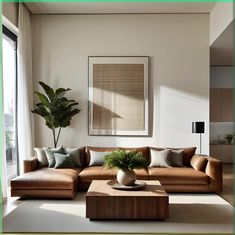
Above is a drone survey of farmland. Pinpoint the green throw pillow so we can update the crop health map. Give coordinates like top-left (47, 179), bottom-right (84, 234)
top-left (54, 153), bottom-right (75, 169)
top-left (63, 147), bottom-right (82, 167)
top-left (44, 146), bottom-right (63, 168)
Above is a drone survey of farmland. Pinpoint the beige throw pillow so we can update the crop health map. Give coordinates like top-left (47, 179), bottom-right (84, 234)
top-left (149, 149), bottom-right (171, 167)
top-left (34, 148), bottom-right (48, 167)
top-left (89, 150), bottom-right (112, 166)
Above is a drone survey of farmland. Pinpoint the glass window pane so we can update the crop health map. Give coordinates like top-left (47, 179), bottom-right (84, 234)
top-left (3, 32), bottom-right (18, 182)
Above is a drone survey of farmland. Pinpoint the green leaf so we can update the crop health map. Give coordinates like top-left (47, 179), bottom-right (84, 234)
top-left (39, 81), bottom-right (55, 102)
top-left (34, 92), bottom-right (50, 107)
top-left (66, 102), bottom-right (79, 110)
top-left (32, 107), bottom-right (48, 117)
top-left (45, 121), bottom-right (53, 129)
top-left (55, 88), bottom-right (71, 98)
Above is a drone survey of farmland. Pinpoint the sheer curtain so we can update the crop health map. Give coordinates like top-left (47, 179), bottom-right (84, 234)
top-left (17, 3), bottom-right (34, 175)
top-left (2, 135), bottom-right (8, 198)
top-left (1, 7), bottom-right (7, 198)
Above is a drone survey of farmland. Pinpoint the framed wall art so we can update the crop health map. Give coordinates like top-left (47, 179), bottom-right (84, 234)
top-left (88, 56), bottom-right (149, 136)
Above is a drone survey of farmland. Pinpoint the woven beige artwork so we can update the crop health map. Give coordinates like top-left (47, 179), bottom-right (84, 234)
top-left (92, 64), bottom-right (145, 131)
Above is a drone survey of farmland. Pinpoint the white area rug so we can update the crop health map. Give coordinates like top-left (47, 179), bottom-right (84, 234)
top-left (3, 193), bottom-right (233, 233)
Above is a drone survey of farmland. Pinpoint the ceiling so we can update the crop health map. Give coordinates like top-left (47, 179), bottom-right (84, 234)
top-left (25, 2), bottom-right (215, 14)
top-left (210, 21), bottom-right (233, 66)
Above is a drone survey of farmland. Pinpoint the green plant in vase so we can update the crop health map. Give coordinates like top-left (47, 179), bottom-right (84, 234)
top-left (32, 81), bottom-right (81, 147)
top-left (104, 150), bottom-right (148, 186)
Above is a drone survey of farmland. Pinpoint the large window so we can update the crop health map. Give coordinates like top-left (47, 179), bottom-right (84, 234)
top-left (3, 26), bottom-right (18, 182)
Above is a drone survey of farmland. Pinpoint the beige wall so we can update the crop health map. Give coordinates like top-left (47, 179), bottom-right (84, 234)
top-left (2, 2), bottom-right (19, 27)
top-left (31, 14), bottom-right (210, 154)
top-left (210, 2), bottom-right (233, 45)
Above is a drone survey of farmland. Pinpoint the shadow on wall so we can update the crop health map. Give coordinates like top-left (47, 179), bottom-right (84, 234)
top-left (34, 85), bottom-right (208, 151)
top-left (156, 86), bottom-right (209, 153)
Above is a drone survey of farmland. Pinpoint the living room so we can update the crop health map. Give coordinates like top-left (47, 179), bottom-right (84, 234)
top-left (1, 1), bottom-right (233, 234)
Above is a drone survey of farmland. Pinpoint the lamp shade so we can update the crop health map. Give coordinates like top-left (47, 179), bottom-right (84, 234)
top-left (192, 122), bottom-right (205, 133)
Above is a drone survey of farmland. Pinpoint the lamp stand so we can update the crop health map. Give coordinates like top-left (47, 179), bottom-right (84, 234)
top-left (199, 133), bottom-right (202, 155)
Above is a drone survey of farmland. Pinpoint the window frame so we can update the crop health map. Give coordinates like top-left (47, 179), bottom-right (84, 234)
top-left (3, 25), bottom-right (19, 178)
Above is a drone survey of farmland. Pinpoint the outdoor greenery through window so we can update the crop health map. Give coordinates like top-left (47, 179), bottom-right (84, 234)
top-left (3, 26), bottom-right (18, 182)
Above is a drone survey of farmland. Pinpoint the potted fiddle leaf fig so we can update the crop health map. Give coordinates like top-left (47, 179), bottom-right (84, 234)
top-left (104, 150), bottom-right (148, 186)
top-left (32, 81), bottom-right (81, 148)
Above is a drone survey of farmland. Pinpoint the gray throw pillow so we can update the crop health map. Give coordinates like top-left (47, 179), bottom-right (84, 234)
top-left (44, 146), bottom-right (63, 168)
top-left (168, 149), bottom-right (184, 167)
top-left (54, 153), bottom-right (75, 169)
top-left (149, 149), bottom-right (171, 167)
top-left (34, 148), bottom-right (48, 167)
top-left (63, 147), bottom-right (81, 167)
top-left (89, 150), bottom-right (112, 166)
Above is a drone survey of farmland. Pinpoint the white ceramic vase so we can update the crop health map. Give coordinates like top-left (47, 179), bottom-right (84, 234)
top-left (117, 169), bottom-right (136, 186)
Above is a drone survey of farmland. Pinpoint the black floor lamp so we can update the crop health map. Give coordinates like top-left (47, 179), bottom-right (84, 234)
top-left (192, 122), bottom-right (205, 155)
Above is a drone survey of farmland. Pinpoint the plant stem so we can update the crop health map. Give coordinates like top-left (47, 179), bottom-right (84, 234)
top-left (52, 128), bottom-right (56, 148)
top-left (55, 127), bottom-right (62, 147)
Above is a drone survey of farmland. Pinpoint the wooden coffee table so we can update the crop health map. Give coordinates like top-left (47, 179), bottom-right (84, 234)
top-left (86, 180), bottom-right (169, 220)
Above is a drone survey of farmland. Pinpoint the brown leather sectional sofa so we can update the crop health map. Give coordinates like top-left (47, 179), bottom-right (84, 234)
top-left (11, 146), bottom-right (223, 199)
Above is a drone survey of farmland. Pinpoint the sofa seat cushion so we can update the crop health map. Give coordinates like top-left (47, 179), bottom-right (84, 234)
top-left (79, 166), bottom-right (117, 182)
top-left (148, 167), bottom-right (209, 185)
top-left (79, 166), bottom-right (149, 182)
top-left (11, 168), bottom-right (81, 190)
top-left (134, 168), bottom-right (149, 180)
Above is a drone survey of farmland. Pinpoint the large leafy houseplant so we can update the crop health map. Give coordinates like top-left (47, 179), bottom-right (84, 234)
top-left (104, 150), bottom-right (148, 186)
top-left (32, 81), bottom-right (80, 147)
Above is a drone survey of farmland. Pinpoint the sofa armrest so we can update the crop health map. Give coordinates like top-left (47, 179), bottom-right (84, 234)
top-left (24, 157), bottom-right (39, 173)
top-left (205, 156), bottom-right (223, 192)
top-left (190, 155), bottom-right (223, 192)
top-left (190, 155), bottom-right (208, 171)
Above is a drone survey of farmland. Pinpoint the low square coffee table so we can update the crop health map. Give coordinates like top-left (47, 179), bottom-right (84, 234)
top-left (86, 180), bottom-right (169, 220)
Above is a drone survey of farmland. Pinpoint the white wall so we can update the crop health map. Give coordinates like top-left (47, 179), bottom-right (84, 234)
top-left (31, 14), bottom-right (210, 154)
top-left (210, 2), bottom-right (233, 45)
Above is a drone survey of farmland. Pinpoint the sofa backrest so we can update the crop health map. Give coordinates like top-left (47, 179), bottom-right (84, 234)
top-left (80, 146), bottom-right (196, 168)
top-left (120, 147), bottom-right (150, 164)
top-left (83, 146), bottom-right (150, 167)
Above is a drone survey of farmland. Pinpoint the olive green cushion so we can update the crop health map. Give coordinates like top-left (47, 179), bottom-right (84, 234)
top-left (63, 147), bottom-right (82, 167)
top-left (54, 153), bottom-right (75, 169)
top-left (44, 146), bottom-right (63, 168)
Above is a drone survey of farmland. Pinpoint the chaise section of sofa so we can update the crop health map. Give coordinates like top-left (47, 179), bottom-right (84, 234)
top-left (11, 158), bottom-right (81, 198)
